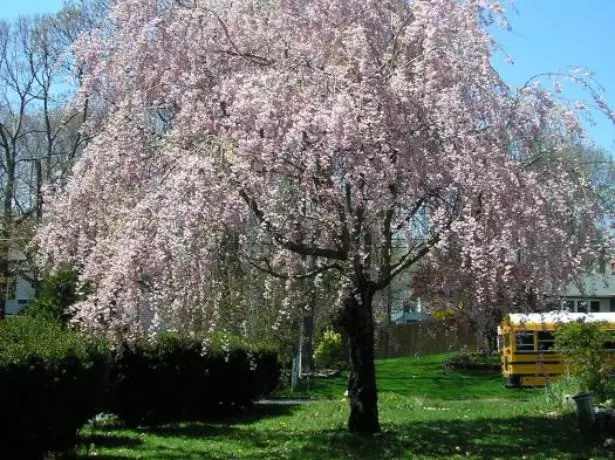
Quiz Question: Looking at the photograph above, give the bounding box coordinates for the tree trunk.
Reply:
[340,285,380,433]
[300,307,315,375]
[0,244,6,320]
[385,283,393,358]
[0,157,15,320]
[300,254,316,375]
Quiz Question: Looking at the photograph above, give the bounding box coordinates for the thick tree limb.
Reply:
[239,189,346,260]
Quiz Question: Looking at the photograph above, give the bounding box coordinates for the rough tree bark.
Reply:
[339,284,380,433]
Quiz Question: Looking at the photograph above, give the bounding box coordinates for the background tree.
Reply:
[0,1,106,318]
[411,140,615,345]
[555,321,614,401]
[37,0,612,433]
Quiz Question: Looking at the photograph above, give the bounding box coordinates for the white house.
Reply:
[560,273,615,313]
[4,248,35,316]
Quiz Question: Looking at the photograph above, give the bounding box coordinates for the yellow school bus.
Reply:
[498,312,615,387]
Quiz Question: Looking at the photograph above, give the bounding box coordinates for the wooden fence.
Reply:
[374,321,477,359]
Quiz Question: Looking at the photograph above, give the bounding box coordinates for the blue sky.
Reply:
[2,0,65,19]
[3,0,615,153]
[492,0,615,154]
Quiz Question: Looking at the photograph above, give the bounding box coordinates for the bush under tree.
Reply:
[313,329,347,371]
[0,316,110,458]
[554,321,615,402]
[22,266,83,326]
[108,332,281,426]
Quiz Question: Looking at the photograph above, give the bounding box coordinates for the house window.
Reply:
[565,299,602,313]
[546,301,559,311]
[610,298,615,312]
[515,332,535,352]
[537,331,555,352]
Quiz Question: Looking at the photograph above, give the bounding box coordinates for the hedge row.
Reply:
[0,317,109,459]
[0,318,280,458]
[109,333,281,426]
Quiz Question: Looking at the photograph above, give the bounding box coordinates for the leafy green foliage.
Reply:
[22,266,84,326]
[0,316,110,458]
[531,374,583,415]
[442,350,500,371]
[313,329,347,370]
[554,322,615,401]
[108,332,281,426]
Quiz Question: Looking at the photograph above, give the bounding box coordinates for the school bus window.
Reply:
[515,332,535,352]
[504,335,510,348]
[537,331,555,351]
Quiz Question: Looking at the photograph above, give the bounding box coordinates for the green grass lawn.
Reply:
[75,354,609,459]
[283,353,535,400]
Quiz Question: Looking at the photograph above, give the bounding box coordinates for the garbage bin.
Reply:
[572,391,595,437]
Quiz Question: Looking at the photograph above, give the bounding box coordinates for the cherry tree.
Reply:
[37,0,610,432]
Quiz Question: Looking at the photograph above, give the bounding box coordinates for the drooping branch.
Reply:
[175,0,274,66]
[373,234,440,292]
[239,189,347,260]
[244,253,341,280]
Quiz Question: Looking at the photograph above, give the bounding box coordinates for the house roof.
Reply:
[565,274,615,298]
[507,311,615,326]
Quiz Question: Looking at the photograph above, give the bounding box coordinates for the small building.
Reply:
[390,299,428,324]
[5,274,34,316]
[4,249,35,316]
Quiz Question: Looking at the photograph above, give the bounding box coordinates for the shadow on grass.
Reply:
[77,409,608,459]
[75,403,300,457]
[274,374,348,399]
[151,403,301,433]
[79,433,143,449]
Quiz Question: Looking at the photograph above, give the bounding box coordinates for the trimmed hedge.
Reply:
[0,317,110,459]
[108,332,281,426]
[0,318,281,456]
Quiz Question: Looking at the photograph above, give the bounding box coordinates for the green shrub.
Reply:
[0,316,110,458]
[108,332,280,426]
[530,374,583,415]
[22,266,83,326]
[313,329,347,370]
[554,321,615,402]
[443,350,500,371]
